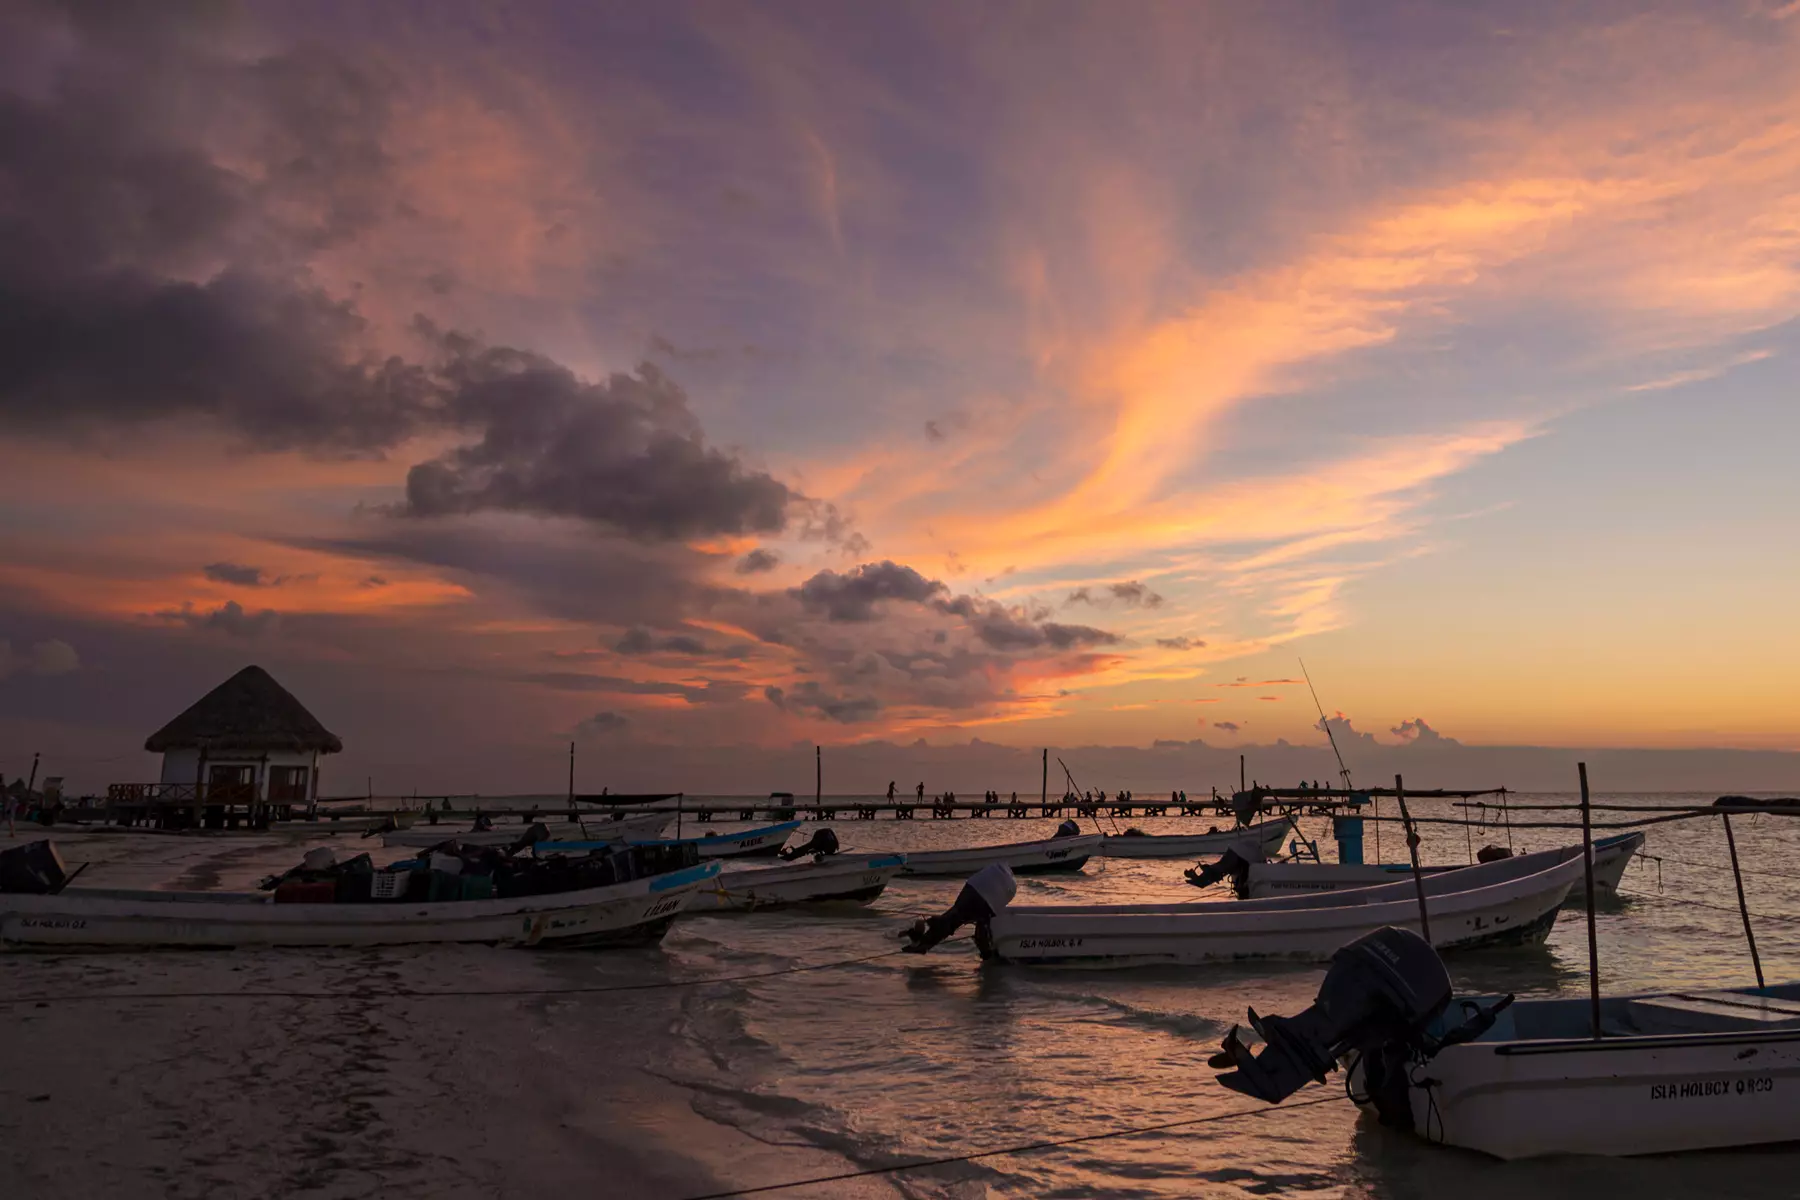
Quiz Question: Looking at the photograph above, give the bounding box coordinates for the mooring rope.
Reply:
[668,1092,1342,1200]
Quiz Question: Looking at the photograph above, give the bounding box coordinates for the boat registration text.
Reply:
[1649,1077,1774,1101]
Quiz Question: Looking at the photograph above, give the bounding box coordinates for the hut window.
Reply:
[206,764,255,800]
[268,766,310,803]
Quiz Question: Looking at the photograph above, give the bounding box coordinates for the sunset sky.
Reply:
[3,1,1798,793]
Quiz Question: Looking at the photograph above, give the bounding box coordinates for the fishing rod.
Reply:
[1299,658,1366,859]
[1057,757,1115,834]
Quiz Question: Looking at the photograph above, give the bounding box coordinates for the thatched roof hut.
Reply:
[145,665,342,754]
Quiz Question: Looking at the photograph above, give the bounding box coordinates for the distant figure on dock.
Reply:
[916,782,925,801]
[887,781,897,800]
[1010,791,1016,804]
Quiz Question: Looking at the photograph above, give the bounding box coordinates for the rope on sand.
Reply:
[668,1093,1343,1200]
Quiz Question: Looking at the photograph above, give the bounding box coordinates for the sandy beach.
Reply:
[0,826,900,1200]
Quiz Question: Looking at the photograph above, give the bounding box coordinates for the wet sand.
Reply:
[0,825,899,1200]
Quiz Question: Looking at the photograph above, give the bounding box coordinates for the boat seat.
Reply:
[1624,994,1800,1034]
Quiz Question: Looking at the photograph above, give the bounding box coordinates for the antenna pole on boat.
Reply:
[1042,748,1048,807]
[1393,774,1431,943]
[1579,762,1601,1040]
[1721,811,1765,989]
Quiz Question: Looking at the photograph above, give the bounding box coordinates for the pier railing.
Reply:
[106,782,259,805]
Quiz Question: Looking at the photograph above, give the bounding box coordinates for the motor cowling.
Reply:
[778,827,840,861]
[1211,926,1451,1125]
[1184,847,1254,896]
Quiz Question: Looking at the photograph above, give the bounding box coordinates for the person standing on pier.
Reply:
[887,781,897,801]
[916,782,925,801]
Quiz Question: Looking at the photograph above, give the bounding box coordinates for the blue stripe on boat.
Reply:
[630,820,803,848]
[650,861,723,891]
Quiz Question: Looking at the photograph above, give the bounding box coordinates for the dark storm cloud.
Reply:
[763,681,881,723]
[397,354,796,542]
[613,627,732,657]
[0,7,836,551]
[794,560,947,621]
[0,11,436,452]
[736,548,780,574]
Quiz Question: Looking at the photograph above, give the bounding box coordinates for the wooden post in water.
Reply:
[1579,762,1602,1040]
[1238,754,1246,795]
[567,741,575,806]
[1721,811,1765,989]
[1041,748,1048,806]
[676,791,684,839]
[815,744,822,808]
[1394,774,1431,943]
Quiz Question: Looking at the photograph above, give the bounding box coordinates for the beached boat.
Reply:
[381,812,669,850]
[683,854,907,912]
[976,845,1587,966]
[1240,831,1644,898]
[898,833,1105,877]
[1100,818,1292,860]
[1357,984,1800,1158]
[1211,923,1800,1159]
[538,820,803,861]
[0,861,721,950]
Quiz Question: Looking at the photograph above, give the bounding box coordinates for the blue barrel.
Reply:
[1332,815,1365,865]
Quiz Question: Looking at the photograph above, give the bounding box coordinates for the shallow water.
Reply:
[10,792,1800,1198]
[636,792,1800,1198]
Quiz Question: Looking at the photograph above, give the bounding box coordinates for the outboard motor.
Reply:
[778,827,841,861]
[1476,844,1513,863]
[1184,847,1254,896]
[505,822,551,857]
[1210,926,1454,1128]
[901,862,1015,955]
[1053,818,1082,838]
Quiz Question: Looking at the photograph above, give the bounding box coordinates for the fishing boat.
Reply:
[1100,818,1291,860]
[380,812,670,850]
[973,845,1586,967]
[538,819,803,861]
[0,860,722,950]
[1239,831,1644,899]
[1362,983,1800,1158]
[898,833,1104,877]
[1211,922,1800,1159]
[683,854,907,912]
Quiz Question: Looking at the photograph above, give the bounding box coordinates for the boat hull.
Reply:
[683,855,905,912]
[983,856,1580,967]
[1386,1027,1800,1158]
[0,862,720,951]
[1101,819,1290,860]
[898,834,1104,878]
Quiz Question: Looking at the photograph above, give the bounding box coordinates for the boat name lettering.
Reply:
[18,917,86,931]
[643,898,682,919]
[1649,1078,1756,1101]
[1017,936,1084,950]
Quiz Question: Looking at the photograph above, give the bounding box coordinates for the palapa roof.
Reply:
[145,665,343,754]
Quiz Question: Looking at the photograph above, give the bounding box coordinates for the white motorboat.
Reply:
[1368,984,1800,1158]
[1100,818,1292,860]
[976,845,1587,966]
[0,860,721,950]
[898,834,1104,877]
[1212,923,1800,1160]
[683,854,907,912]
[381,812,669,849]
[1241,831,1644,899]
[537,820,803,861]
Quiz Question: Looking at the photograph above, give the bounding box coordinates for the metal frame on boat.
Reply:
[0,861,721,950]
[381,812,670,850]
[1241,831,1643,898]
